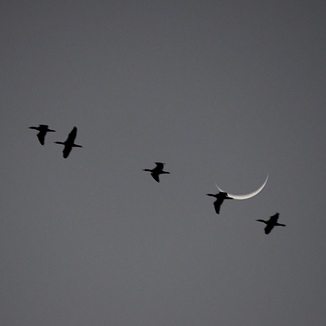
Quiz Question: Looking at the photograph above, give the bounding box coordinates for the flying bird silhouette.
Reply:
[143,162,170,182]
[206,192,233,214]
[54,126,82,158]
[256,213,285,234]
[29,124,55,145]
[208,175,269,214]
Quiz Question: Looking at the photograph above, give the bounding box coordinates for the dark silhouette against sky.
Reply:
[256,213,286,235]
[54,126,82,158]
[206,192,233,214]
[29,124,55,145]
[143,162,170,183]
[1,1,326,325]
[208,175,268,213]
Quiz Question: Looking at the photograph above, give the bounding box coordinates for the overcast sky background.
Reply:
[1,1,326,325]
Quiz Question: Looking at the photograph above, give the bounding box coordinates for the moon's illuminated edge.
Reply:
[215,175,269,200]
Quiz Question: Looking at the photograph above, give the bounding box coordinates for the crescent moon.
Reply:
[215,175,268,200]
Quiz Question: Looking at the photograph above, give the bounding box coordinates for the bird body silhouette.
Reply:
[54,127,82,158]
[29,124,55,145]
[256,213,285,234]
[143,162,170,182]
[206,192,233,214]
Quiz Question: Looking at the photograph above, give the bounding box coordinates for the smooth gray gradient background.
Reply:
[1,1,325,325]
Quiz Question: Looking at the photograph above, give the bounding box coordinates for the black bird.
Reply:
[143,162,170,182]
[256,213,285,234]
[206,192,233,214]
[54,126,82,158]
[29,124,55,145]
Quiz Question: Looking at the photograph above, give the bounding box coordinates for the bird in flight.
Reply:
[143,162,170,182]
[256,213,285,234]
[206,192,233,214]
[29,124,55,145]
[208,175,269,214]
[54,126,82,158]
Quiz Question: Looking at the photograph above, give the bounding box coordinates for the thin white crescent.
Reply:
[215,175,268,200]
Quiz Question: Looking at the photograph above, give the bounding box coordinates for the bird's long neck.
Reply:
[54,141,65,145]
[256,219,267,224]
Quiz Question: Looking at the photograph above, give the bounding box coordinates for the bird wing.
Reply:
[37,131,45,145]
[213,198,224,214]
[270,213,279,223]
[66,127,77,143]
[63,145,72,158]
[151,172,160,182]
[264,224,273,234]
[154,162,164,171]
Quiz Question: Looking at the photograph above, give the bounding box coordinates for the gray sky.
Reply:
[1,1,326,325]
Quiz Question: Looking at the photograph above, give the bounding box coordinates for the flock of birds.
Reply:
[29,124,82,158]
[29,124,286,235]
